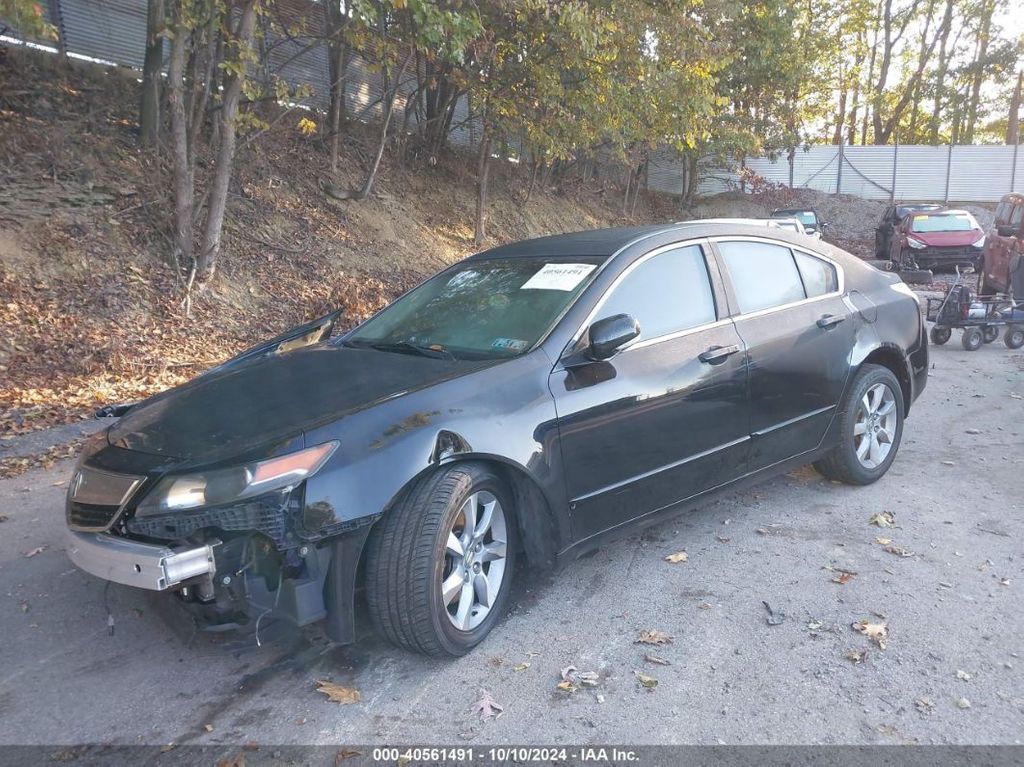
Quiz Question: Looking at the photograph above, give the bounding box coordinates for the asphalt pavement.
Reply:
[0,338,1021,749]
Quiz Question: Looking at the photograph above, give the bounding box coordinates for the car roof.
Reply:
[470,221,835,260]
[897,202,943,209]
[910,209,971,216]
[771,208,815,214]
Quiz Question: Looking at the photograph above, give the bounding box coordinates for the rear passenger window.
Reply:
[596,245,716,341]
[794,252,838,297]
[1011,206,1023,227]
[718,241,805,313]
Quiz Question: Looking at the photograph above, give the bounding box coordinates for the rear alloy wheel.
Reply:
[929,326,951,345]
[982,326,999,344]
[813,364,904,485]
[961,327,984,351]
[364,463,516,657]
[1006,326,1024,350]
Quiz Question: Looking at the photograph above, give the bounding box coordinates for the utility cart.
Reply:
[926,268,1024,351]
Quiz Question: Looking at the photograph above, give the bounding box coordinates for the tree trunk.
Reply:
[964,0,994,144]
[1007,71,1022,145]
[167,4,193,274]
[140,0,165,147]
[196,0,257,285]
[326,1,350,174]
[928,0,955,144]
[357,52,412,200]
[474,135,492,248]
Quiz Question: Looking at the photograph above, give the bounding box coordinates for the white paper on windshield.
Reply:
[520,263,596,291]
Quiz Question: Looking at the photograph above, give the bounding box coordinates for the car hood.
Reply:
[106,345,492,465]
[908,229,983,247]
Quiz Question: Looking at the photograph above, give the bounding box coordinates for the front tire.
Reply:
[364,463,516,657]
[961,327,983,351]
[813,364,904,486]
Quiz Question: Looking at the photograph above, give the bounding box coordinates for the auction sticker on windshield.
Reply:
[520,262,596,291]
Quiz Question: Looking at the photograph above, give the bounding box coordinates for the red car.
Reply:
[889,209,986,271]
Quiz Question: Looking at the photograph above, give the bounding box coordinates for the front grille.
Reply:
[68,501,120,531]
[916,246,978,259]
[126,491,293,547]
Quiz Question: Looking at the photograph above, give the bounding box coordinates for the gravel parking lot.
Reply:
[0,337,1021,750]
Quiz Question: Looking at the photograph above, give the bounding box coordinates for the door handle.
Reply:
[816,314,846,329]
[698,344,741,364]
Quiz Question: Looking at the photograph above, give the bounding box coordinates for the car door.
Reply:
[713,239,854,472]
[550,242,749,542]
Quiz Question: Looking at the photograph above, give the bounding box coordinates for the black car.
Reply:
[874,202,944,259]
[770,208,826,237]
[65,223,928,657]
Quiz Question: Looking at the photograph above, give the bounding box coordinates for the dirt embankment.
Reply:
[0,49,683,439]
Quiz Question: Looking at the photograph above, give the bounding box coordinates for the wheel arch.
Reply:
[858,344,913,415]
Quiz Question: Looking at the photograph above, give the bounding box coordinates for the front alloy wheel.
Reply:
[441,491,508,631]
[364,463,517,657]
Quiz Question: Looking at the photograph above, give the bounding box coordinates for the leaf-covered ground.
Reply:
[0,48,677,441]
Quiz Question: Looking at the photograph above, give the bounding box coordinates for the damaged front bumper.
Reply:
[65,530,218,591]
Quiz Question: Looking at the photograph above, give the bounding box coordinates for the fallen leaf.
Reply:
[832,572,855,585]
[315,681,360,705]
[807,620,823,631]
[473,689,503,720]
[512,662,531,672]
[869,511,895,528]
[956,697,971,710]
[697,602,712,610]
[560,665,577,682]
[555,680,576,693]
[955,669,971,681]
[203,724,214,733]
[843,649,867,663]
[852,620,888,649]
[664,551,688,563]
[644,653,672,666]
[216,752,244,767]
[716,535,730,543]
[999,578,1011,586]
[335,750,361,764]
[875,537,893,545]
[23,546,47,558]
[883,544,914,558]
[578,671,600,687]
[635,629,673,645]
[915,696,934,713]
[634,671,658,689]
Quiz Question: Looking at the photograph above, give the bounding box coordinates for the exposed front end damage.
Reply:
[66,448,375,643]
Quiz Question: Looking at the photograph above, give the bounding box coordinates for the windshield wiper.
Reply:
[354,340,456,361]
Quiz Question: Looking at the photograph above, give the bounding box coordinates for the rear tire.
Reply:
[961,327,983,351]
[364,463,517,657]
[930,326,951,345]
[1005,326,1024,350]
[813,364,904,486]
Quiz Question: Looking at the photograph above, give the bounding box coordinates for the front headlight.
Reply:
[972,235,986,249]
[135,441,338,517]
[906,237,926,249]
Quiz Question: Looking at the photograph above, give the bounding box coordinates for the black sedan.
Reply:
[65,223,928,657]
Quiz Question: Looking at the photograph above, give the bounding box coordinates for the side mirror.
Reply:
[588,313,640,361]
[997,225,1018,238]
[819,221,830,229]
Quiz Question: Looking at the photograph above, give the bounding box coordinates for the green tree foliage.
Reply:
[1,0,56,38]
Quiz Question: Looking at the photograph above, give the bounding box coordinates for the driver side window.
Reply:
[596,245,716,342]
